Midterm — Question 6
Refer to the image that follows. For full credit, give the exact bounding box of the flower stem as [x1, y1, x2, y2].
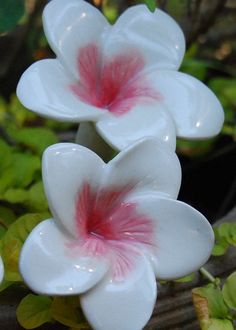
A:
[75, 122, 116, 162]
[199, 267, 217, 284]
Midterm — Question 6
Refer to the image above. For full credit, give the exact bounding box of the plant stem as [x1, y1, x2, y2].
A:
[75, 122, 116, 162]
[199, 267, 217, 284]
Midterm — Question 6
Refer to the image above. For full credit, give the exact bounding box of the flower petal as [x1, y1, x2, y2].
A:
[81, 255, 157, 330]
[42, 143, 105, 237]
[104, 138, 181, 199]
[104, 5, 185, 71]
[43, 0, 110, 79]
[96, 102, 177, 151]
[19, 219, 109, 295]
[148, 70, 224, 138]
[0, 257, 4, 283]
[129, 195, 214, 279]
[17, 59, 107, 122]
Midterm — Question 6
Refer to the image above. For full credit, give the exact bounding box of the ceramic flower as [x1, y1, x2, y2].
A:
[0, 257, 4, 283]
[16, 0, 224, 151]
[19, 139, 214, 330]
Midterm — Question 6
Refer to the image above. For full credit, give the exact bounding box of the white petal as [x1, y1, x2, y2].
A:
[129, 195, 214, 279]
[81, 255, 157, 330]
[104, 5, 185, 71]
[43, 0, 110, 78]
[104, 138, 181, 199]
[96, 102, 177, 151]
[148, 70, 224, 138]
[0, 257, 4, 283]
[42, 143, 105, 237]
[17, 59, 107, 122]
[19, 219, 109, 295]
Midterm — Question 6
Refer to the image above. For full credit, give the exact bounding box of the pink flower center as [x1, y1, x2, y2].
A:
[70, 44, 161, 116]
[74, 182, 155, 279]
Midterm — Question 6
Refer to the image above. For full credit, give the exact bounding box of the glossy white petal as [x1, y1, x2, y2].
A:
[104, 138, 181, 199]
[104, 5, 185, 71]
[0, 257, 4, 283]
[129, 195, 214, 279]
[96, 102, 177, 151]
[42, 143, 105, 237]
[17, 59, 107, 122]
[19, 219, 109, 295]
[148, 70, 224, 138]
[43, 0, 110, 79]
[81, 255, 157, 330]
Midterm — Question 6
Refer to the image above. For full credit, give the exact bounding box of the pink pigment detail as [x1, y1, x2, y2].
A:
[74, 182, 155, 279]
[70, 44, 162, 116]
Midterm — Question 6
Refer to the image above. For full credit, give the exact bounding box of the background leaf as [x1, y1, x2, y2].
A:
[222, 272, 236, 310]
[0, 0, 25, 33]
[16, 294, 53, 329]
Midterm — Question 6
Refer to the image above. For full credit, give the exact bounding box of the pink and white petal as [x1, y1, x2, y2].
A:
[148, 70, 224, 138]
[19, 219, 109, 295]
[17, 59, 107, 122]
[0, 257, 4, 283]
[96, 102, 177, 151]
[104, 138, 181, 199]
[42, 143, 105, 237]
[129, 194, 214, 280]
[43, 0, 110, 79]
[104, 5, 185, 71]
[81, 255, 157, 330]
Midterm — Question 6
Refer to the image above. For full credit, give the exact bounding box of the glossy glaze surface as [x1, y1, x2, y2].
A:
[16, 0, 224, 151]
[20, 138, 214, 330]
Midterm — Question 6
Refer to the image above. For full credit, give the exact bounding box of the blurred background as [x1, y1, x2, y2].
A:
[0, 0, 235, 228]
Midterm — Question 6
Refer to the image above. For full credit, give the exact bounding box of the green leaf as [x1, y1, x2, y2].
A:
[27, 182, 48, 212]
[51, 296, 90, 329]
[1, 213, 48, 282]
[144, 0, 157, 12]
[193, 284, 229, 319]
[0, 205, 16, 238]
[3, 188, 28, 204]
[0, 152, 40, 193]
[207, 318, 234, 330]
[17, 294, 53, 329]
[0, 0, 25, 32]
[175, 272, 196, 283]
[222, 272, 236, 310]
[10, 127, 58, 155]
[0, 139, 12, 172]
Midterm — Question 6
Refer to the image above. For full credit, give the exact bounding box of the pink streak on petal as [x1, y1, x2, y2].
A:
[74, 182, 155, 279]
[69, 44, 162, 116]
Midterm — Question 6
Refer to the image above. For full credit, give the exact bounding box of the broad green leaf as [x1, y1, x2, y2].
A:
[219, 223, 236, 245]
[0, 205, 16, 238]
[1, 213, 48, 282]
[222, 272, 236, 310]
[27, 182, 48, 212]
[17, 294, 53, 329]
[175, 272, 195, 283]
[0, 152, 40, 193]
[10, 127, 58, 155]
[0, 0, 25, 32]
[207, 318, 234, 330]
[144, 0, 157, 12]
[0, 139, 12, 171]
[192, 285, 229, 319]
[52, 296, 90, 329]
[3, 188, 28, 204]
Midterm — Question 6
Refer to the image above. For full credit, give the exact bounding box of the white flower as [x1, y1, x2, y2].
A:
[16, 0, 224, 151]
[19, 139, 214, 330]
